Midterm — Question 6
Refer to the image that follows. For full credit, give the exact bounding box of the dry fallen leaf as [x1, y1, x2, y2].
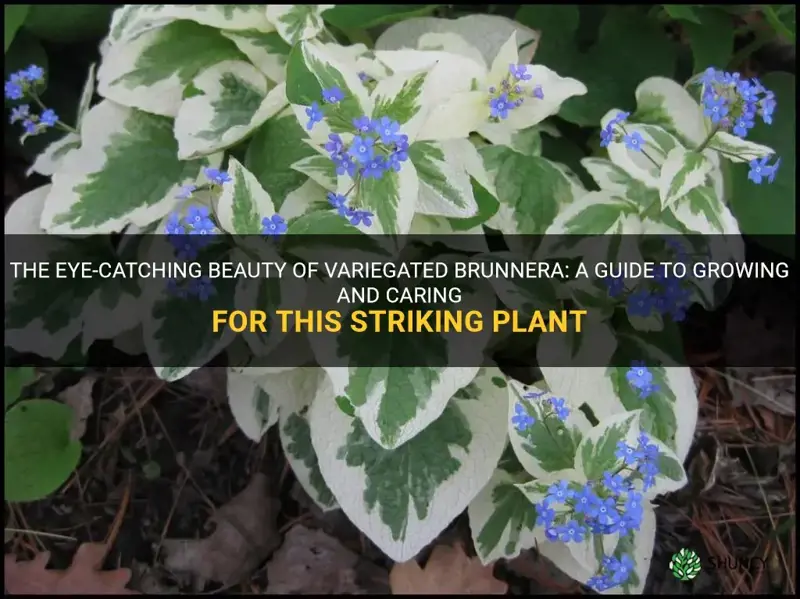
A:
[266, 525, 386, 594]
[4, 542, 138, 594]
[390, 543, 507, 595]
[162, 472, 281, 591]
[58, 375, 97, 441]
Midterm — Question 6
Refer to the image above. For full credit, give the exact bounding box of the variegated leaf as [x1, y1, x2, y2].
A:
[266, 5, 333, 45]
[507, 380, 592, 479]
[410, 140, 479, 219]
[174, 61, 287, 159]
[98, 20, 246, 117]
[707, 131, 775, 163]
[310, 368, 508, 561]
[221, 30, 292, 84]
[216, 157, 276, 235]
[467, 466, 539, 563]
[41, 101, 213, 234]
[658, 147, 714, 209]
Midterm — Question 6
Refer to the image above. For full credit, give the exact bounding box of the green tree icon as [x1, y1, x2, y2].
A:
[669, 548, 702, 581]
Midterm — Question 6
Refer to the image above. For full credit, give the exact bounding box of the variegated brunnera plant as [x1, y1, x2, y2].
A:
[5, 5, 781, 594]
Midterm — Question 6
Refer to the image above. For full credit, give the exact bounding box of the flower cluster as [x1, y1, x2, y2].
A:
[487, 64, 544, 121]
[166, 169, 222, 300]
[696, 68, 781, 186]
[512, 402, 535, 432]
[327, 192, 374, 227]
[532, 432, 662, 591]
[614, 432, 661, 492]
[600, 111, 645, 152]
[512, 391, 571, 433]
[165, 206, 218, 261]
[605, 240, 692, 323]
[316, 91, 410, 182]
[5, 65, 62, 137]
[626, 362, 659, 399]
[698, 67, 776, 137]
[306, 86, 409, 227]
[164, 165, 292, 299]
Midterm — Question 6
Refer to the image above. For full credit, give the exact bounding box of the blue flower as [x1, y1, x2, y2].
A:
[489, 93, 511, 119]
[624, 490, 644, 517]
[733, 114, 755, 138]
[5, 80, 23, 100]
[170, 237, 201, 261]
[603, 471, 626, 494]
[324, 133, 345, 157]
[511, 402, 535, 432]
[623, 131, 645, 152]
[604, 275, 625, 297]
[556, 520, 586, 543]
[261, 214, 287, 236]
[387, 150, 408, 172]
[588, 496, 619, 526]
[635, 433, 659, 460]
[600, 126, 614, 148]
[22, 119, 37, 135]
[626, 361, 653, 390]
[348, 135, 375, 164]
[661, 279, 691, 321]
[546, 480, 573, 503]
[186, 206, 212, 229]
[736, 79, 759, 103]
[358, 71, 370, 83]
[305, 101, 323, 130]
[165, 213, 185, 235]
[327, 192, 348, 212]
[699, 67, 722, 85]
[535, 503, 556, 527]
[637, 383, 659, 399]
[509, 64, 532, 81]
[607, 554, 635, 585]
[347, 209, 373, 227]
[703, 94, 728, 123]
[587, 575, 614, 592]
[361, 155, 387, 179]
[768, 157, 780, 183]
[532, 84, 544, 99]
[176, 184, 196, 200]
[322, 86, 344, 104]
[375, 116, 401, 145]
[626, 289, 652, 317]
[333, 153, 358, 177]
[544, 525, 559, 542]
[352, 115, 373, 134]
[395, 134, 409, 152]
[23, 65, 44, 81]
[204, 167, 231, 185]
[39, 108, 57, 127]
[189, 277, 215, 301]
[748, 156, 779, 184]
[573, 485, 597, 514]
[615, 441, 637, 466]
[548, 397, 570, 421]
[9, 104, 29, 123]
[760, 92, 776, 124]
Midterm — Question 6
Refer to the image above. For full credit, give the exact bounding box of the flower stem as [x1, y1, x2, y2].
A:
[695, 126, 719, 153]
[29, 92, 79, 134]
